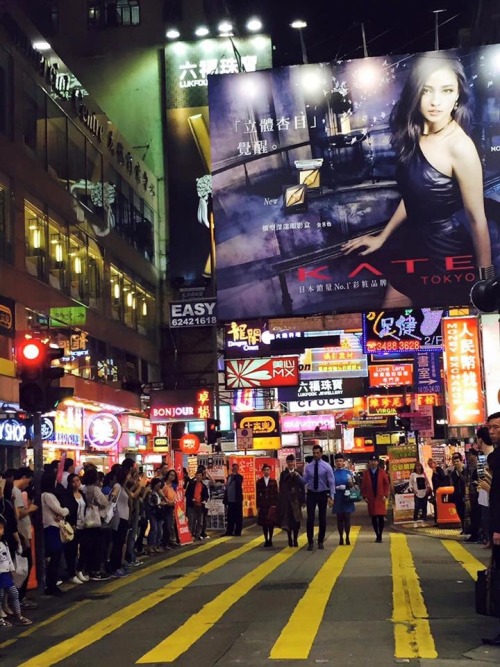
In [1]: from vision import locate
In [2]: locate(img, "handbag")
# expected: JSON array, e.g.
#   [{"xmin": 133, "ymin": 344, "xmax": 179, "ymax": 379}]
[
  {"xmin": 102, "ymin": 487, "xmax": 120, "ymax": 526},
  {"xmin": 12, "ymin": 553, "xmax": 29, "ymax": 589},
  {"xmin": 476, "ymin": 558, "xmax": 500, "ymax": 617},
  {"xmin": 84, "ymin": 502, "xmax": 102, "ymax": 529},
  {"xmin": 59, "ymin": 520, "xmax": 75, "ymax": 543}
]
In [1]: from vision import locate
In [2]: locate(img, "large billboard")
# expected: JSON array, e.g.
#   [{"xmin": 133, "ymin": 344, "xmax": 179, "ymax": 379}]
[
  {"xmin": 165, "ymin": 36, "xmax": 272, "ymax": 286},
  {"xmin": 209, "ymin": 46, "xmax": 500, "ymax": 319}
]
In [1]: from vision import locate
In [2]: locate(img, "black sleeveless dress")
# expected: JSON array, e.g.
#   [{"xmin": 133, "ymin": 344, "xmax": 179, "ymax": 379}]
[{"xmin": 381, "ymin": 144, "xmax": 476, "ymax": 304}]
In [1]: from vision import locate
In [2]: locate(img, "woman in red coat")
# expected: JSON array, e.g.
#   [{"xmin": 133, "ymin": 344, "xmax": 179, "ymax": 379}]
[
  {"xmin": 361, "ymin": 456, "xmax": 390, "ymax": 542},
  {"xmin": 256, "ymin": 465, "xmax": 279, "ymax": 547}
]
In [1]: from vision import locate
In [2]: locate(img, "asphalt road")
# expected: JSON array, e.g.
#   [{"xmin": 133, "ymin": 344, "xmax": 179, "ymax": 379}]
[{"xmin": 1, "ymin": 506, "xmax": 499, "ymax": 667}]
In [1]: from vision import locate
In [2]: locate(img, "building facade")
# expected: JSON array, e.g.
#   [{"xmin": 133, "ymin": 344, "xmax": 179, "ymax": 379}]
[{"xmin": 0, "ymin": 1, "xmax": 161, "ymax": 469}]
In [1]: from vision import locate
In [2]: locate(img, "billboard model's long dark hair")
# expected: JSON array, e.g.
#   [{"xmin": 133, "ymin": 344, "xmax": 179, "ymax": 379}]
[{"xmin": 390, "ymin": 52, "xmax": 472, "ymax": 164}]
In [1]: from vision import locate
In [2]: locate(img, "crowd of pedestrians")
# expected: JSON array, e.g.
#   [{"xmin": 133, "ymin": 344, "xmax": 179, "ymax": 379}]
[{"xmin": 0, "ymin": 458, "xmax": 215, "ymax": 628}]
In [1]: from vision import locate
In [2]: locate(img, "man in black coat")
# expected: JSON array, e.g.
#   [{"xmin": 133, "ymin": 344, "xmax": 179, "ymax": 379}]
[
  {"xmin": 223, "ymin": 463, "xmax": 243, "ymax": 536},
  {"xmin": 482, "ymin": 412, "xmax": 500, "ymax": 645}
]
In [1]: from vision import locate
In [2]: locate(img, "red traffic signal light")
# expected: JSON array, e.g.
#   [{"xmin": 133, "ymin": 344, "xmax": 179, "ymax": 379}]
[{"xmin": 18, "ymin": 339, "xmax": 46, "ymax": 368}]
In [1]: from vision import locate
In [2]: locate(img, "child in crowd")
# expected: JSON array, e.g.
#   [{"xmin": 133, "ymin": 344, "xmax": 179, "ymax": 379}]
[{"xmin": 0, "ymin": 516, "xmax": 32, "ymax": 627}]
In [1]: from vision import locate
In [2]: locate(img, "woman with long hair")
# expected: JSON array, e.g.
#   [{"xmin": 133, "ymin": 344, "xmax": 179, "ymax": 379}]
[
  {"xmin": 109, "ymin": 466, "xmax": 131, "ymax": 577},
  {"xmin": 81, "ymin": 466, "xmax": 110, "ymax": 580},
  {"xmin": 409, "ymin": 462, "xmax": 431, "ymax": 525},
  {"xmin": 41, "ymin": 469, "xmax": 69, "ymax": 596},
  {"xmin": 62, "ymin": 473, "xmax": 88, "ymax": 585},
  {"xmin": 342, "ymin": 52, "xmax": 492, "ymax": 307}
]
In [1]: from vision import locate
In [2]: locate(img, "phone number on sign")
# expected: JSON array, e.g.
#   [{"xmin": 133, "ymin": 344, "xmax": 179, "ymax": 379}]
[
  {"xmin": 366, "ymin": 340, "xmax": 421, "ymax": 352},
  {"xmin": 171, "ymin": 316, "xmax": 217, "ymax": 327}
]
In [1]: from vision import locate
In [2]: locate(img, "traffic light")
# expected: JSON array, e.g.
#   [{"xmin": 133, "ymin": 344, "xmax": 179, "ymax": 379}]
[
  {"xmin": 44, "ymin": 346, "xmax": 74, "ymax": 410},
  {"xmin": 206, "ymin": 418, "xmax": 221, "ymax": 445},
  {"xmin": 18, "ymin": 340, "xmax": 46, "ymax": 412},
  {"xmin": 17, "ymin": 340, "xmax": 74, "ymax": 413}
]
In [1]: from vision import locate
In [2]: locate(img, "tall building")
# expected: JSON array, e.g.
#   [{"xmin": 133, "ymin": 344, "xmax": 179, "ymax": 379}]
[
  {"xmin": 22, "ymin": 0, "xmax": 273, "ymax": 396},
  {"xmin": 0, "ymin": 1, "xmax": 160, "ymax": 469}
]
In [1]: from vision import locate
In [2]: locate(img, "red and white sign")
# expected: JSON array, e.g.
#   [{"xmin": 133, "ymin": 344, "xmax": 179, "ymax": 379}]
[
  {"xmin": 368, "ymin": 364, "xmax": 413, "ymax": 387},
  {"xmin": 225, "ymin": 356, "xmax": 299, "ymax": 388},
  {"xmin": 230, "ymin": 455, "xmax": 257, "ymax": 518},
  {"xmin": 173, "ymin": 451, "xmax": 192, "ymax": 545},
  {"xmin": 443, "ymin": 316, "xmax": 486, "ymax": 426},
  {"xmin": 281, "ymin": 414, "xmax": 335, "ymax": 433},
  {"xmin": 179, "ymin": 433, "xmax": 200, "ymax": 454}
]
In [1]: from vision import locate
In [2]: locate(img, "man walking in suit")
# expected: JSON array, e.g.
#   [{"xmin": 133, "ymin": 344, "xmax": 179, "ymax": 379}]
[
  {"xmin": 303, "ymin": 445, "xmax": 335, "ymax": 551},
  {"xmin": 223, "ymin": 463, "xmax": 243, "ymax": 536}
]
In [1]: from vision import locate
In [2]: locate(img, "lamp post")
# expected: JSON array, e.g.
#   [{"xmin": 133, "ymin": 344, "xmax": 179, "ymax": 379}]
[
  {"xmin": 433, "ymin": 9, "xmax": 446, "ymax": 50},
  {"xmin": 291, "ymin": 20, "xmax": 308, "ymax": 64}
]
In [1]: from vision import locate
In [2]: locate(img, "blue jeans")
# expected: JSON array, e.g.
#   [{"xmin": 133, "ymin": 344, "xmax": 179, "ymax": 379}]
[{"xmin": 147, "ymin": 515, "xmax": 161, "ymax": 547}]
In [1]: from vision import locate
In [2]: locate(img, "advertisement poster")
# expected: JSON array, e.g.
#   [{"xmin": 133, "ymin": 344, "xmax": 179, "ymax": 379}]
[
  {"xmin": 387, "ymin": 444, "xmax": 418, "ymax": 523},
  {"xmin": 165, "ymin": 36, "xmax": 272, "ymax": 285},
  {"xmin": 173, "ymin": 451, "xmax": 193, "ymax": 545},
  {"xmin": 442, "ymin": 316, "xmax": 486, "ymax": 426},
  {"xmin": 209, "ymin": 46, "xmax": 500, "ymax": 319},
  {"xmin": 230, "ymin": 455, "xmax": 257, "ymax": 518}
]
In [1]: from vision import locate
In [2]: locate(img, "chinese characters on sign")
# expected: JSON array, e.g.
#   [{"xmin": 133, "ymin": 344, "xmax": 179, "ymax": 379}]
[
  {"xmin": 416, "ymin": 350, "xmax": 442, "ymax": 394},
  {"xmin": 234, "ymin": 411, "xmax": 281, "ymax": 450},
  {"xmin": 86, "ymin": 413, "xmax": 122, "ymax": 450},
  {"xmin": 224, "ymin": 357, "xmax": 299, "ymax": 389},
  {"xmin": 367, "ymin": 394, "xmax": 437, "ymax": 416},
  {"xmin": 387, "ymin": 444, "xmax": 418, "ymax": 523},
  {"xmin": 278, "ymin": 377, "xmax": 366, "ymax": 402},
  {"xmin": 362, "ymin": 309, "xmax": 444, "ymax": 353},
  {"xmin": 150, "ymin": 389, "xmax": 213, "ymax": 422},
  {"xmin": 442, "ymin": 317, "xmax": 485, "ymax": 426},
  {"xmin": 368, "ymin": 364, "xmax": 414, "ymax": 388},
  {"xmin": 224, "ymin": 320, "xmax": 270, "ymax": 358}
]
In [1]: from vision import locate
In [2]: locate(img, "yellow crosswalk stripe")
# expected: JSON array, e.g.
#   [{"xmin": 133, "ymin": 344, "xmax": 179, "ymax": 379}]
[
  {"xmin": 137, "ymin": 534, "xmax": 309, "ymax": 663},
  {"xmin": 391, "ymin": 533, "xmax": 437, "ymax": 660},
  {"xmin": 0, "ymin": 535, "xmax": 232, "ymax": 652},
  {"xmin": 269, "ymin": 526, "xmax": 360, "ymax": 660},
  {"xmin": 440, "ymin": 540, "xmax": 486, "ymax": 581},
  {"xmin": 17, "ymin": 535, "xmax": 265, "ymax": 667}
]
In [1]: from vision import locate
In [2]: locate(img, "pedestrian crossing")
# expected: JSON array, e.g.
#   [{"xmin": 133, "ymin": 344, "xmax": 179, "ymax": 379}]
[{"xmin": 10, "ymin": 527, "xmax": 492, "ymax": 667}]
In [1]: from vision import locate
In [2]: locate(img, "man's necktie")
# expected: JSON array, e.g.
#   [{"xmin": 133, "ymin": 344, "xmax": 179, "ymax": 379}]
[{"xmin": 314, "ymin": 460, "xmax": 319, "ymax": 490}]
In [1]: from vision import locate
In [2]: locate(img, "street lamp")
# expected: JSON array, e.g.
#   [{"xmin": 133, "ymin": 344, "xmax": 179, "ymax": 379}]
[
  {"xmin": 247, "ymin": 17, "xmax": 263, "ymax": 33},
  {"xmin": 291, "ymin": 20, "xmax": 308, "ymax": 64},
  {"xmin": 433, "ymin": 9, "xmax": 446, "ymax": 50},
  {"xmin": 218, "ymin": 21, "xmax": 233, "ymax": 35},
  {"xmin": 195, "ymin": 26, "xmax": 210, "ymax": 38},
  {"xmin": 166, "ymin": 28, "xmax": 180, "ymax": 40}
]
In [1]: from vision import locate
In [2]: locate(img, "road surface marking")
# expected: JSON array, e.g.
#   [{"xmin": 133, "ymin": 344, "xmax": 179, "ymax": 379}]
[
  {"xmin": 391, "ymin": 533, "xmax": 437, "ymax": 660},
  {"xmin": 0, "ymin": 536, "xmax": 231, "ymax": 651},
  {"xmin": 17, "ymin": 535, "xmax": 264, "ymax": 667},
  {"xmin": 440, "ymin": 540, "xmax": 486, "ymax": 581},
  {"xmin": 137, "ymin": 534, "xmax": 308, "ymax": 663},
  {"xmin": 269, "ymin": 526, "xmax": 361, "ymax": 660}
]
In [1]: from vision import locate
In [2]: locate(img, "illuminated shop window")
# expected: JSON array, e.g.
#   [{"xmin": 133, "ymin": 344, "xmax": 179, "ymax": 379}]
[
  {"xmin": 48, "ymin": 222, "xmax": 69, "ymax": 293},
  {"xmin": 110, "ymin": 265, "xmax": 123, "ymax": 321},
  {"xmin": 25, "ymin": 202, "xmax": 48, "ymax": 281}
]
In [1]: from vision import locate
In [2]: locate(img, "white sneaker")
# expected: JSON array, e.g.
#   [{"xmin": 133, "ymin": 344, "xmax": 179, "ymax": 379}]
[
  {"xmin": 77, "ymin": 571, "xmax": 89, "ymax": 582},
  {"xmin": 70, "ymin": 576, "xmax": 83, "ymax": 585},
  {"xmin": 413, "ymin": 522, "xmax": 419, "ymax": 528}
]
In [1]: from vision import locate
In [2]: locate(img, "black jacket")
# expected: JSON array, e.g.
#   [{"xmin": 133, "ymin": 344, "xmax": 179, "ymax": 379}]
[
  {"xmin": 223, "ymin": 473, "xmax": 243, "ymax": 505},
  {"xmin": 62, "ymin": 491, "xmax": 87, "ymax": 527},
  {"xmin": 185, "ymin": 480, "xmax": 209, "ymax": 509}
]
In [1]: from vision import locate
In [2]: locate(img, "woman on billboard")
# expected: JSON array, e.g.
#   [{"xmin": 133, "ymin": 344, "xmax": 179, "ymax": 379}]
[{"xmin": 342, "ymin": 52, "xmax": 493, "ymax": 307}]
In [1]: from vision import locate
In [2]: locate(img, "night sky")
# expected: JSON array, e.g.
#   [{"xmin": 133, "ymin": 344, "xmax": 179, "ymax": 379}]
[{"xmin": 229, "ymin": 0, "xmax": 477, "ymax": 66}]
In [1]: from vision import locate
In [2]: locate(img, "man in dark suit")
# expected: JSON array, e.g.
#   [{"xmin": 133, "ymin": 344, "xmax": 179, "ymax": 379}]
[{"xmin": 223, "ymin": 463, "xmax": 243, "ymax": 536}]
